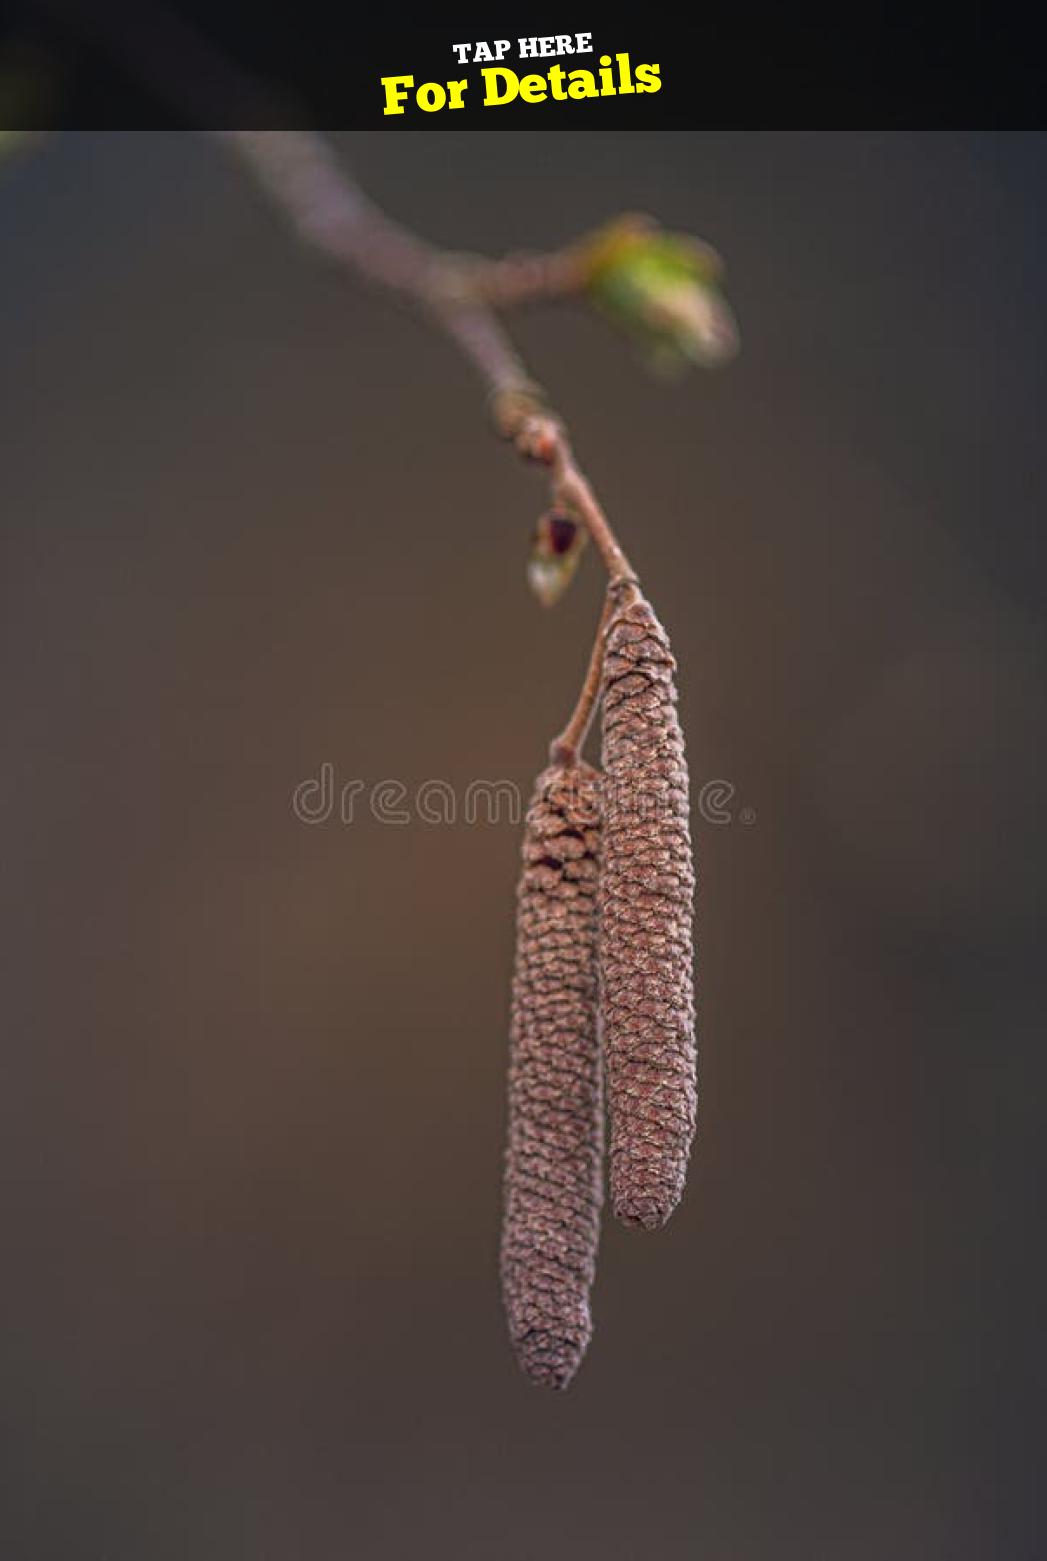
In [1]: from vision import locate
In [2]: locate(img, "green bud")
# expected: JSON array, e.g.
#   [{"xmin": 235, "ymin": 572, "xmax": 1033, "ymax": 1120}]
[{"xmin": 583, "ymin": 219, "xmax": 738, "ymax": 372}]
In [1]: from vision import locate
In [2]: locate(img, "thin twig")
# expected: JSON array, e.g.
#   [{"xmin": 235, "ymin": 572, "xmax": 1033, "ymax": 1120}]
[
  {"xmin": 549, "ymin": 588, "xmax": 608, "ymax": 766},
  {"xmin": 218, "ymin": 129, "xmax": 636, "ymax": 584},
  {"xmin": 496, "ymin": 400, "xmax": 636, "ymax": 582}
]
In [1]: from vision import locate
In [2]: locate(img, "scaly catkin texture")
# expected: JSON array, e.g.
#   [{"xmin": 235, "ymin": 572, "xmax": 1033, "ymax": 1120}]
[
  {"xmin": 501, "ymin": 760, "xmax": 603, "ymax": 1389},
  {"xmin": 600, "ymin": 592, "xmax": 697, "ymax": 1229}
]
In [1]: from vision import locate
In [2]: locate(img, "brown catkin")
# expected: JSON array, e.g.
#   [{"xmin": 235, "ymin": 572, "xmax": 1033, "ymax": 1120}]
[
  {"xmin": 500, "ymin": 760, "xmax": 603, "ymax": 1389},
  {"xmin": 599, "ymin": 591, "xmax": 697, "ymax": 1229}
]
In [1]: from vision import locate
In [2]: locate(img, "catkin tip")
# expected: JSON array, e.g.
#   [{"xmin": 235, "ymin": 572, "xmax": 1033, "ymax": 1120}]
[
  {"xmin": 613, "ymin": 1194, "xmax": 675, "ymax": 1231},
  {"xmin": 513, "ymin": 1326, "xmax": 591, "ymax": 1391}
]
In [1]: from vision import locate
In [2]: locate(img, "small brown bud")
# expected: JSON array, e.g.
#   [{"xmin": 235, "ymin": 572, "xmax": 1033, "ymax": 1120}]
[
  {"xmin": 547, "ymin": 515, "xmax": 577, "ymax": 556},
  {"xmin": 599, "ymin": 594, "xmax": 696, "ymax": 1229},
  {"xmin": 527, "ymin": 510, "xmax": 587, "ymax": 607},
  {"xmin": 501, "ymin": 760, "xmax": 603, "ymax": 1388}
]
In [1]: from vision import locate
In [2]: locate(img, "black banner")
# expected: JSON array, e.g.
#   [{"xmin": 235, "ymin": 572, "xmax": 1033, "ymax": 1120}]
[{"xmin": 5, "ymin": 6, "xmax": 1045, "ymax": 127}]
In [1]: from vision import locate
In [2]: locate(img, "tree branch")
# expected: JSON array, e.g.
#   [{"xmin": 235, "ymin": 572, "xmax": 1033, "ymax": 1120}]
[
  {"xmin": 218, "ymin": 128, "xmax": 648, "ymax": 764},
  {"xmin": 218, "ymin": 129, "xmax": 636, "ymax": 588}
]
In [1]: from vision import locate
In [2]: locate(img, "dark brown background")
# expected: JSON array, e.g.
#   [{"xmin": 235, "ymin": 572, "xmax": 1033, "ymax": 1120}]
[{"xmin": 2, "ymin": 132, "xmax": 1045, "ymax": 1559}]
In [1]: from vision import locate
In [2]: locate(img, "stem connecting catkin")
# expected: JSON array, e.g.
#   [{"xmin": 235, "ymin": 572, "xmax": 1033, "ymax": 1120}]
[
  {"xmin": 500, "ymin": 760, "xmax": 603, "ymax": 1389},
  {"xmin": 599, "ymin": 589, "xmax": 697, "ymax": 1229}
]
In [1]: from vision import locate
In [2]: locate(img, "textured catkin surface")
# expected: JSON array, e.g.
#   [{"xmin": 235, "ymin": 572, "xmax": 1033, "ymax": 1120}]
[
  {"xmin": 501, "ymin": 761, "xmax": 604, "ymax": 1389},
  {"xmin": 600, "ymin": 594, "xmax": 697, "ymax": 1229}
]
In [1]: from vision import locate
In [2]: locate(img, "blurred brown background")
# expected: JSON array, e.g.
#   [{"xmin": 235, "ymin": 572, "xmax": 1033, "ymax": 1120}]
[{"xmin": 1, "ymin": 132, "xmax": 1045, "ymax": 1559}]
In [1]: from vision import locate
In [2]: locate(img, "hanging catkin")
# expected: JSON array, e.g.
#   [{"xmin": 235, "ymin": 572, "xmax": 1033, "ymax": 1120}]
[
  {"xmin": 500, "ymin": 759, "xmax": 604, "ymax": 1389},
  {"xmin": 599, "ymin": 588, "xmax": 697, "ymax": 1229}
]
